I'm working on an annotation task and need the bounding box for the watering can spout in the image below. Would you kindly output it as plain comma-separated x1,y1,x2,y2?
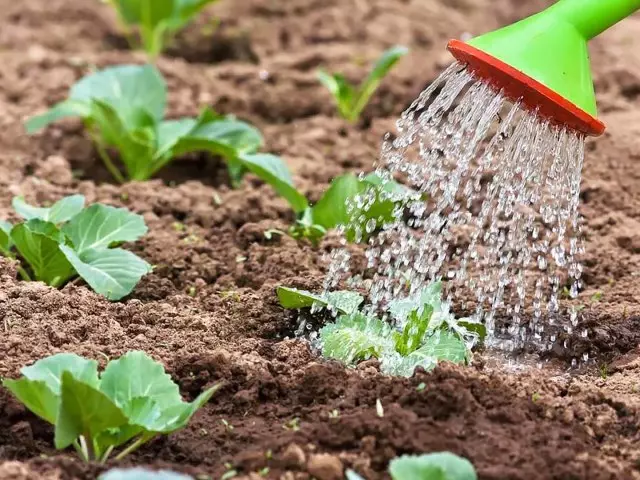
447,0,640,136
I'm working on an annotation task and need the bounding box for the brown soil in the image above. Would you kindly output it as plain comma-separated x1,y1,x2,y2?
1,0,640,479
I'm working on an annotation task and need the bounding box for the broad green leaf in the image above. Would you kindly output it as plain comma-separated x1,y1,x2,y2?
317,71,355,120
153,118,199,163
100,351,184,410
0,220,12,254
311,174,360,230
62,204,148,254
100,467,194,480
187,118,263,154
240,154,308,212
353,46,408,119
89,99,156,180
3,379,59,424
320,313,392,365
395,305,434,356
458,319,487,341
114,0,173,26
150,386,218,433
20,353,100,394
389,452,477,480
324,291,365,316
388,282,443,324
59,246,151,301
10,220,76,286
276,287,362,315
385,331,468,377
12,195,85,224
70,65,167,127
25,100,91,134
173,0,220,29
55,372,128,449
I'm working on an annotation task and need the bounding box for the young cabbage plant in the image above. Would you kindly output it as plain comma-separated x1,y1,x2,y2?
277,281,485,377
318,46,409,122
0,194,151,300
258,168,414,245
346,452,477,480
3,351,219,464
26,64,283,187
106,0,221,58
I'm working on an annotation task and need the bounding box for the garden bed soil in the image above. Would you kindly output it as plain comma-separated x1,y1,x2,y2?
1,0,640,479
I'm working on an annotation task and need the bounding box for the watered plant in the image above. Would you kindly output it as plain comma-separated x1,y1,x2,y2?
0,194,150,300
105,0,221,58
347,452,477,480
266,169,415,245
318,46,408,122
278,281,485,377
2,351,218,463
26,64,285,186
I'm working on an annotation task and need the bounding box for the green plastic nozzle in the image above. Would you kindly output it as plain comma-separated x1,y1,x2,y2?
467,0,640,118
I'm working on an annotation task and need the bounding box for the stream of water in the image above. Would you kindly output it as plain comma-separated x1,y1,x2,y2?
324,62,587,356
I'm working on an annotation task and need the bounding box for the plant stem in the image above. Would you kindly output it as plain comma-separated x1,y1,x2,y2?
114,433,155,461
92,136,126,184
16,264,31,282
99,445,114,464
73,437,90,463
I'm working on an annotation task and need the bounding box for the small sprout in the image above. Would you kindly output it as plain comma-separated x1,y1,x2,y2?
591,291,603,303
220,290,241,302
187,286,197,297
599,363,608,380
106,0,222,58
264,229,285,240
0,195,150,300
532,392,541,403
560,286,571,299
376,399,384,418
199,428,209,437
317,46,409,122
284,417,301,431
416,382,426,392
265,449,273,460
183,234,202,244
258,468,270,477
221,419,234,432
328,409,340,418
220,470,237,480
173,222,186,232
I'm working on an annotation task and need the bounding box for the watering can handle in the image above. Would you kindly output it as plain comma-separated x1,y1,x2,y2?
551,0,640,40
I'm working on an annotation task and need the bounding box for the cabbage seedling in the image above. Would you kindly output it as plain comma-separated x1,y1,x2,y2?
0,194,150,300
106,0,221,58
347,452,477,480
26,64,285,187
2,351,219,463
277,282,485,377
254,168,415,245
318,46,408,122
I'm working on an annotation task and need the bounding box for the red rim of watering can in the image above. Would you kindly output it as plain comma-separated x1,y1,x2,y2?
447,39,606,137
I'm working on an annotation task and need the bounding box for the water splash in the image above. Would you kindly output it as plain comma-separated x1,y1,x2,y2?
324,62,586,355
